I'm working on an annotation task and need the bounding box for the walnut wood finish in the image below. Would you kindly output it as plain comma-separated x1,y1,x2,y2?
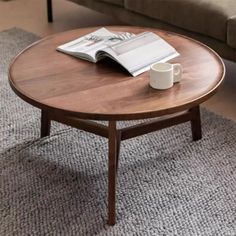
8,27,225,225
190,106,202,141
9,26,225,121
108,121,119,226
41,110,51,138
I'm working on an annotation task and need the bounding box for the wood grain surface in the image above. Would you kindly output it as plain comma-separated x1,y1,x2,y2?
9,26,225,120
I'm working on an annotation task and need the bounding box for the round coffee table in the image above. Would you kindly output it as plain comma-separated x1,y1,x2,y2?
9,26,225,225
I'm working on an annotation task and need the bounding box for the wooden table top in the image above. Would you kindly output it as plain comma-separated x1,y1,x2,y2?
9,26,225,120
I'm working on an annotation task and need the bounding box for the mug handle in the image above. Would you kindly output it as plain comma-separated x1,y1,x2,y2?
173,64,183,83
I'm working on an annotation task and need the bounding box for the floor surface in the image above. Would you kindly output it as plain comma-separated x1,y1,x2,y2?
1,0,235,121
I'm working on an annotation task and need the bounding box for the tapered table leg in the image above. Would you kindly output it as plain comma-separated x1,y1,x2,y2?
107,121,120,226
190,106,202,141
41,110,51,138
116,131,121,173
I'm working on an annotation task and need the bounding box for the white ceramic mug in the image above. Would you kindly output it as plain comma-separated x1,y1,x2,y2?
149,62,183,90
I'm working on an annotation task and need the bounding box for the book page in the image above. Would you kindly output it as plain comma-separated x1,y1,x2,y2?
57,28,118,62
102,32,179,76
57,28,179,77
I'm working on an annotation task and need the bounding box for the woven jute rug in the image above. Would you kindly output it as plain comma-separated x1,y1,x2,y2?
1,28,236,236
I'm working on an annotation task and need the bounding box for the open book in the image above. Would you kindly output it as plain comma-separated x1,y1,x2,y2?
57,28,179,77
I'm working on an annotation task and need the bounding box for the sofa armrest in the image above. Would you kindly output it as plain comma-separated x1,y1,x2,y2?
227,16,236,49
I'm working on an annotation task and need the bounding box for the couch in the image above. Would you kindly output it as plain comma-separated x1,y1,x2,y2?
47,0,236,61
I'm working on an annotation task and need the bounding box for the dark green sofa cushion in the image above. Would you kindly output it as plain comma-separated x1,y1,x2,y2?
125,0,236,47
99,0,124,7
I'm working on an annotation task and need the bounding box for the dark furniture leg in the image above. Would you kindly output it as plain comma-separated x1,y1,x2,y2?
116,131,121,173
190,106,202,141
108,121,119,226
41,110,51,138
47,0,53,23
48,108,202,225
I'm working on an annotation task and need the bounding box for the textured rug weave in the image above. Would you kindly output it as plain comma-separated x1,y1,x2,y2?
1,28,236,236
